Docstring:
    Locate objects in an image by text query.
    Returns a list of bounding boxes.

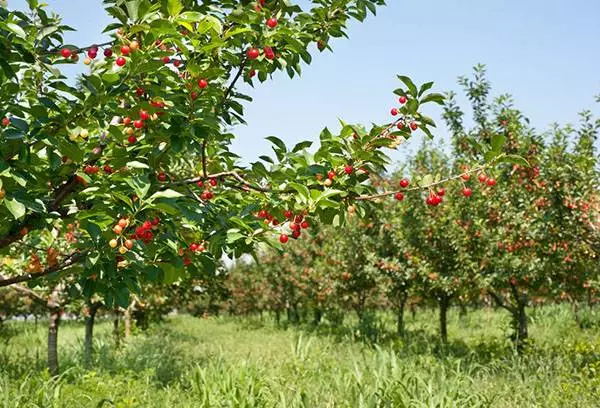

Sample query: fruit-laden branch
[354,158,503,201]
[173,170,294,194]
[0,144,105,250]
[41,41,114,55]
[0,251,86,288]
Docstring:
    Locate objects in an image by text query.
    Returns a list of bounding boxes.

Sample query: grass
[0,305,599,407]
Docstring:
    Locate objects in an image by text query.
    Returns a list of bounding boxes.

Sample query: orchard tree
[442,65,599,350]
[0,0,454,301]
[540,113,599,318]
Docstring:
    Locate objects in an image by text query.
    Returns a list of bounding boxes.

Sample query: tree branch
[0,251,86,288]
[355,158,501,201]
[488,289,515,313]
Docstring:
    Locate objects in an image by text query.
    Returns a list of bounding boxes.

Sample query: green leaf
[149,189,184,200]
[226,229,245,244]
[292,141,313,152]
[491,133,506,152]
[166,0,184,16]
[418,82,434,97]
[265,136,287,153]
[102,72,120,84]
[288,182,310,204]
[419,174,433,187]
[397,75,418,97]
[126,161,149,169]
[484,150,498,163]
[6,23,26,39]
[5,198,26,219]
[497,154,530,167]
[420,93,445,105]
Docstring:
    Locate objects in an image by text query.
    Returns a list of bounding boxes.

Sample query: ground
[0,305,599,407]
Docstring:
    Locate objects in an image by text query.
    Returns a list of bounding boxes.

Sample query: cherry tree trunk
[47,309,61,376]
[438,295,451,344]
[84,304,99,369]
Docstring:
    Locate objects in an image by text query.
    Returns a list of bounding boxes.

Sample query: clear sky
[9,0,600,165]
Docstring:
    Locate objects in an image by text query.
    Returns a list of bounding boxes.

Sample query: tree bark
[514,300,528,352]
[438,294,451,344]
[113,310,120,348]
[313,308,323,325]
[48,309,61,377]
[396,292,408,337]
[509,284,528,353]
[274,309,281,326]
[84,303,99,369]
[124,304,132,338]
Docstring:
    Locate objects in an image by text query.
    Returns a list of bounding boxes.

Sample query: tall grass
[0,305,598,407]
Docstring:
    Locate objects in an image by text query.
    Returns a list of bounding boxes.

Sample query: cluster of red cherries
[255,210,310,244]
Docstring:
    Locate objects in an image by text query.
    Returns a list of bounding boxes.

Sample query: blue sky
[10,0,600,165]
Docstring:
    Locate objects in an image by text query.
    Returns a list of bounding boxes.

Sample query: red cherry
[284,210,293,219]
[198,79,208,89]
[60,48,72,58]
[294,215,303,223]
[191,91,198,100]
[486,178,497,187]
[279,234,289,244]
[209,178,217,187]
[327,171,336,180]
[462,187,473,197]
[123,117,132,126]
[249,69,256,78]
[409,122,418,131]
[104,48,113,58]
[461,173,471,181]
[391,108,398,116]
[196,180,204,188]
[87,50,97,59]
[399,96,408,104]
[157,172,167,182]
[139,110,149,120]
[183,257,191,266]
[116,57,126,66]
[133,119,144,129]
[258,210,268,218]
[173,59,181,67]
[190,243,199,252]
[292,230,301,239]
[263,46,275,60]
[136,88,144,97]
[151,217,160,225]
[127,135,137,144]
[397,122,405,130]
[399,179,409,188]
[344,165,353,175]
[437,188,445,197]
[103,165,112,174]
[120,45,130,56]
[300,221,309,229]
[1,117,10,127]
[246,48,260,60]
[394,192,404,201]
[478,174,487,183]
[291,223,301,231]
[162,56,171,64]
[266,18,278,28]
